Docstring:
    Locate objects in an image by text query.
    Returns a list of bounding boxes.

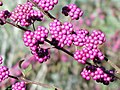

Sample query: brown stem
[104,57,120,74]
[32,22,36,31]
[8,75,19,80]
[108,60,120,74]
[9,75,62,90]
[45,39,74,57]
[6,21,27,31]
[21,77,62,90]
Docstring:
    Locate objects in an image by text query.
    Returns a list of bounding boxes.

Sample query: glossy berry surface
[62,4,84,20]
[0,10,11,25]
[23,30,37,47]
[34,26,49,43]
[49,19,74,47]
[12,81,26,90]
[32,0,58,11]
[31,45,50,63]
[73,29,105,64]
[81,65,116,85]
[0,66,9,82]
[10,1,43,26]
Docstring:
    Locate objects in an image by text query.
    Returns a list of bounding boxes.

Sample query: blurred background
[0,0,120,90]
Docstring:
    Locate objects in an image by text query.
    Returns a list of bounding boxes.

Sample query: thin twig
[8,75,19,80]
[45,39,74,57]
[108,60,120,74]
[6,21,27,31]
[32,22,36,31]
[8,75,62,90]
[104,57,120,74]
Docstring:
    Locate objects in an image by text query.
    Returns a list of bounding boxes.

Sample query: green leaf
[5,85,12,90]
[23,64,32,75]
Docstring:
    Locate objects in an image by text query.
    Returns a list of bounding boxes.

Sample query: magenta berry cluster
[0,56,10,82]
[0,0,118,88]
[0,66,9,82]
[0,10,11,25]
[12,81,26,90]
[72,29,89,46]
[30,45,50,63]
[10,1,43,26]
[23,26,48,47]
[81,65,116,85]
[49,19,74,47]
[73,29,105,64]
[23,26,49,45]
[32,0,58,11]
[34,26,49,42]
[74,48,104,64]
[62,4,84,20]
[23,26,50,63]
[29,10,43,21]
[73,29,106,47]
[31,45,50,63]
[23,30,36,47]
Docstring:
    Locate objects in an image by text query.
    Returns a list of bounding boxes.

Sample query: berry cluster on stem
[0,0,120,89]
[81,65,116,85]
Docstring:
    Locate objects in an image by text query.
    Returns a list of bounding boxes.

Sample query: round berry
[62,4,84,20]
[12,81,26,90]
[0,66,9,82]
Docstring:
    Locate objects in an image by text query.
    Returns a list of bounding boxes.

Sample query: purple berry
[10,2,43,26]
[31,46,50,63]
[49,19,74,47]
[23,30,37,47]
[81,65,116,85]
[33,0,58,11]
[62,4,84,20]
[12,81,26,90]
[0,10,11,25]
[34,26,49,43]
[0,66,9,82]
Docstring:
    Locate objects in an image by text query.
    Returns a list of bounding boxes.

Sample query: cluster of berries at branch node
[81,65,116,85]
[23,26,50,63]
[62,4,84,20]
[0,56,10,82]
[73,30,105,64]
[0,0,118,87]
[49,19,74,47]
[10,1,43,26]
[0,66,9,82]
[32,0,58,11]
[12,81,26,90]
[0,10,11,25]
